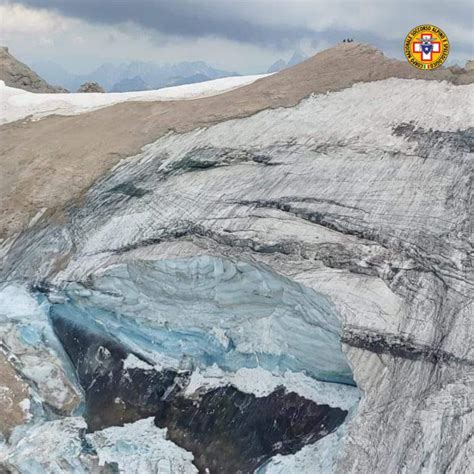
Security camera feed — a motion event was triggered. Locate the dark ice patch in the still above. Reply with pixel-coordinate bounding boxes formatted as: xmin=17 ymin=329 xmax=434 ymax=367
xmin=107 ymin=182 xmax=150 ymax=198
xmin=50 ymin=311 xmax=182 ymax=431
xmin=165 ymin=147 xmax=277 ymax=175
xmin=156 ymin=385 xmax=347 ymax=473
xmin=393 ymin=123 xmax=474 ymax=156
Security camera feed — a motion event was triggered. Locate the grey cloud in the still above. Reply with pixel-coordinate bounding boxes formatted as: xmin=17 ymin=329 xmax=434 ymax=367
xmin=8 ymin=0 xmax=473 ymax=61
xmin=10 ymin=0 xmax=318 ymax=48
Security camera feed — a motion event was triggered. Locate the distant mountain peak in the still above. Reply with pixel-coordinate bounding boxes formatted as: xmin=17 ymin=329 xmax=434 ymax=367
xmin=33 ymin=59 xmax=238 ymax=92
xmin=287 ymin=49 xmax=307 ymax=67
xmin=267 ymin=49 xmax=308 ymax=74
xmin=111 ymin=76 xmax=150 ymax=93
xmin=267 ymin=59 xmax=287 ymax=74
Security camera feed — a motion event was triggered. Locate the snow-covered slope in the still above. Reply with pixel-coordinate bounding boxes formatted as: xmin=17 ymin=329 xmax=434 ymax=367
xmin=0 ymin=73 xmax=267 ymax=124
xmin=1 ymin=68 xmax=473 ymax=473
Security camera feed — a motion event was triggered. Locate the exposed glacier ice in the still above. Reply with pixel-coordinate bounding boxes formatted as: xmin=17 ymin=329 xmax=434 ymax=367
xmin=260 ymin=427 xmax=345 ymax=474
xmin=4 ymin=417 xmax=89 ymax=473
xmin=122 ymin=353 xmax=155 ymax=371
xmin=87 ymin=417 xmax=197 ymax=474
xmin=185 ymin=366 xmax=359 ymax=410
xmin=42 ymin=256 xmax=359 ymax=471
xmin=0 ymin=284 xmax=82 ymax=416
xmin=49 ymin=256 xmax=354 ymax=385
xmin=3 ymin=416 xmax=198 ymax=474
xmin=0 ymin=284 xmax=42 ymax=321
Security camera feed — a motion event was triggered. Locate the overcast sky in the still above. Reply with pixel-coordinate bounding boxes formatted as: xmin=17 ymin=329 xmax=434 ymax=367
xmin=1 ymin=0 xmax=472 ymax=73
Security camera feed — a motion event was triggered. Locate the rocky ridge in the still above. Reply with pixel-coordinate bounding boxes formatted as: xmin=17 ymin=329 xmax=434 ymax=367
xmin=0 ymin=46 xmax=66 ymax=93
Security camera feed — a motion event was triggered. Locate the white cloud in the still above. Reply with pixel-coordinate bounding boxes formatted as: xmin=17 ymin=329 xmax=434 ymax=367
xmin=0 ymin=3 xmax=66 ymax=35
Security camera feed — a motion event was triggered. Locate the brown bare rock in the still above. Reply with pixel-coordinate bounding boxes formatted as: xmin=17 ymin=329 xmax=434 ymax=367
xmin=465 ymin=60 xmax=474 ymax=71
xmin=0 ymin=354 xmax=30 ymax=438
xmin=0 ymin=43 xmax=472 ymax=239
xmin=0 ymin=46 xmax=67 ymax=93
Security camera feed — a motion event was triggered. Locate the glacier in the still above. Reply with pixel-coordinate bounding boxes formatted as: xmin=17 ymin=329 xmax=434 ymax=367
xmin=42 ymin=256 xmax=358 ymax=470
xmin=0 ymin=261 xmax=359 ymax=472
xmin=0 ymin=74 xmax=472 ymax=472
xmin=0 ymin=284 xmax=81 ymax=426
xmin=47 ymin=256 xmax=354 ymax=384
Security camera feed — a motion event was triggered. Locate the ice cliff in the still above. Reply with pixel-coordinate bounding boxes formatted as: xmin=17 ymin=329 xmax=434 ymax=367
xmin=0 ymin=70 xmax=473 ymax=472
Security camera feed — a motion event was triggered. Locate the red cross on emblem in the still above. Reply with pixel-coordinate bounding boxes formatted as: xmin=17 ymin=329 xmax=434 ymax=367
xmin=412 ymin=33 xmax=441 ymax=61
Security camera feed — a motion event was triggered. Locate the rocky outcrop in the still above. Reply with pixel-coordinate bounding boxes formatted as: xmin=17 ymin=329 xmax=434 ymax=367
xmin=0 ymin=355 xmax=30 ymax=439
xmin=0 ymin=46 xmax=67 ymax=93
xmin=77 ymin=81 xmax=105 ymax=93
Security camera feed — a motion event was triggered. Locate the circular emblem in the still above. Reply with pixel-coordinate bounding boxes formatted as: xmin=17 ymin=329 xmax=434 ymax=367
xmin=404 ymin=24 xmax=449 ymax=70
